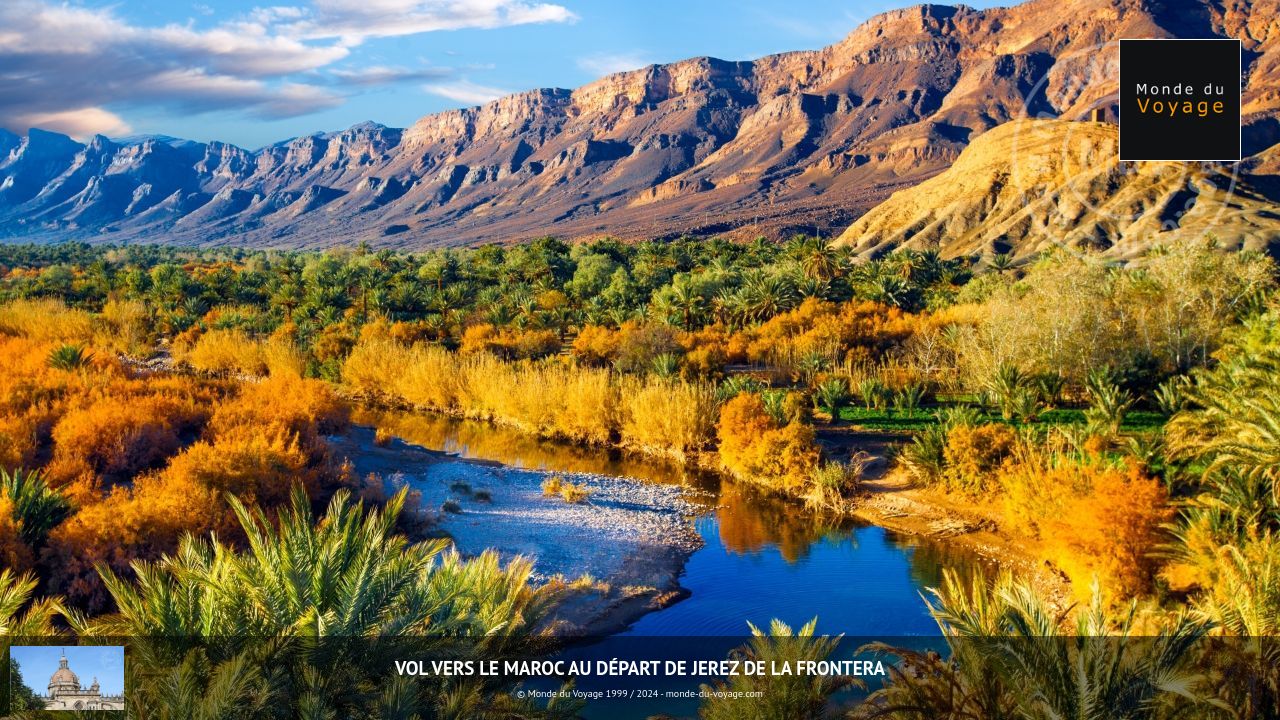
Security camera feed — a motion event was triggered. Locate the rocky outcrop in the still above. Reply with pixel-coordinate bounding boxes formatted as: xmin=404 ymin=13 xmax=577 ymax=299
xmin=1 ymin=0 xmax=1277 ymax=248
xmin=834 ymin=119 xmax=1280 ymax=259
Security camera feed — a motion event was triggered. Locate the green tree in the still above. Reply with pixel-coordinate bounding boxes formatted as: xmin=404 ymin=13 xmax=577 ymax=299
xmin=8 ymin=658 xmax=43 ymax=712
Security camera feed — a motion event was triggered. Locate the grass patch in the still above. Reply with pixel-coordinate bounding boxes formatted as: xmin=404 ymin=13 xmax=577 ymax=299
xmin=839 ymin=405 xmax=1168 ymax=433
xmin=541 ymin=475 xmax=592 ymax=504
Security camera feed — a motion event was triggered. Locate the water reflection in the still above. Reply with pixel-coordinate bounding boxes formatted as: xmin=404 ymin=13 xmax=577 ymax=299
xmin=353 ymin=408 xmax=979 ymax=575
xmin=355 ymin=408 xmax=865 ymax=562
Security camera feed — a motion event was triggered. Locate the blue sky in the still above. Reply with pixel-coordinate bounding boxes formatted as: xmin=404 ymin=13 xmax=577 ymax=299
xmin=10 ymin=646 xmax=126 ymax=697
xmin=0 ymin=0 xmax=1005 ymax=148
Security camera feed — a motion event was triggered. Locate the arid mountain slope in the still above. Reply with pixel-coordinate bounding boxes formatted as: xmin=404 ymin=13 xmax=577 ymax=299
xmin=834 ymin=119 xmax=1280 ymax=259
xmin=1 ymin=0 xmax=1278 ymax=248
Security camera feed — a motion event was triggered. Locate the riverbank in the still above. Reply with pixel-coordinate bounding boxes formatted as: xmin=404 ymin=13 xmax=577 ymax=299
xmin=328 ymin=425 xmax=707 ymax=637
xmin=344 ymin=404 xmax=1074 ymax=621
xmin=816 ymin=424 xmax=1074 ymax=611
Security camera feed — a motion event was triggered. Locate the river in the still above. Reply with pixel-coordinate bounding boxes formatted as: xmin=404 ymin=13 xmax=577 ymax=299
xmin=350 ymin=409 xmax=984 ymax=717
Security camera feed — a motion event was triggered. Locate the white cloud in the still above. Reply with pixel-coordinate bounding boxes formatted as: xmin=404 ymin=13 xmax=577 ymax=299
xmin=7 ymin=107 xmax=133 ymax=139
xmin=331 ymin=64 xmax=456 ymax=86
xmin=423 ymin=80 xmax=510 ymax=105
xmin=284 ymin=0 xmax=578 ymax=44
xmin=576 ymin=52 xmax=653 ymax=77
xmin=0 ymin=0 xmax=575 ymax=137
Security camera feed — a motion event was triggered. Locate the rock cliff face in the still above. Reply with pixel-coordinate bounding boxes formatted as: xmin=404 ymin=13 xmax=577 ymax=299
xmin=1 ymin=0 xmax=1277 ymax=248
xmin=834 ymin=119 xmax=1280 ymax=259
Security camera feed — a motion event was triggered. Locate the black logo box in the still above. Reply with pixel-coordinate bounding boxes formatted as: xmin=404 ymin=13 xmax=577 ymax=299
xmin=1119 ymin=38 xmax=1241 ymax=162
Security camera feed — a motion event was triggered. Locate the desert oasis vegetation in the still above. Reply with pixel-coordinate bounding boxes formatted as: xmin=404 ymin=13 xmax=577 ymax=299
xmin=1 ymin=0 xmax=1280 ymax=718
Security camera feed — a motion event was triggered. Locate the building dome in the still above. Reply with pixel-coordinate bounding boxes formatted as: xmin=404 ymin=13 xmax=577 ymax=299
xmin=48 ymin=652 xmax=80 ymax=696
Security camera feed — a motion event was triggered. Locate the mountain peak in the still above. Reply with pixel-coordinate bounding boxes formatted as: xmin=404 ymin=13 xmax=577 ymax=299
xmin=0 ymin=0 xmax=1276 ymax=249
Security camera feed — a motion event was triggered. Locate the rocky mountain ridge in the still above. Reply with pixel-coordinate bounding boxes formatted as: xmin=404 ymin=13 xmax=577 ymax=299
xmin=1 ymin=0 xmax=1278 ymax=249
xmin=835 ymin=119 xmax=1280 ymax=259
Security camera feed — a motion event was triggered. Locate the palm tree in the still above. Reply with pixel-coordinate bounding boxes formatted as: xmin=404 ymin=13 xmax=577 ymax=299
xmin=857 ymin=570 xmax=1214 ymax=720
xmin=89 ymin=487 xmax=566 ymax=719
xmin=740 ymin=272 xmax=797 ymax=322
xmin=0 ymin=568 xmax=62 ymax=637
xmin=701 ymin=618 xmax=855 ymax=720
xmin=988 ymin=252 xmax=1015 ymax=274
xmin=813 ymin=377 xmax=849 ymax=423
xmin=1084 ymin=367 xmax=1136 ymax=436
xmin=1 ymin=467 xmax=71 ymax=547
xmin=797 ymin=236 xmax=841 ymax=283
xmin=1167 ymin=347 xmax=1280 ymax=501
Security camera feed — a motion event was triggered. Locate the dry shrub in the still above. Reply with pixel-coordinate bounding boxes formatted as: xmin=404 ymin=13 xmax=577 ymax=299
xmin=161 ymin=430 xmax=312 ymax=510
xmin=45 ymin=473 xmax=215 ymax=612
xmin=0 ymin=299 xmax=94 ymax=342
xmin=740 ymin=299 xmax=921 ymax=369
xmin=210 ymin=376 xmax=349 ymax=454
xmin=179 ymin=328 xmax=266 ymax=376
xmin=344 ymin=336 xmax=460 ymax=411
xmin=0 ymin=496 xmax=33 ymax=571
xmin=97 ymin=299 xmax=151 ymax=355
xmin=260 ymin=335 xmax=307 ymax=378
xmin=679 ymin=326 xmax=732 ymax=377
xmin=460 ymin=357 xmax=618 ymax=445
xmin=343 ymin=335 xmax=717 ymax=455
xmin=572 ymin=325 xmax=620 ymax=366
xmin=998 ymin=461 xmax=1089 ymax=539
xmin=1043 ymin=463 xmax=1173 ymax=600
xmin=534 ymin=363 xmax=617 ymax=444
xmin=941 ymin=423 xmax=1018 ymax=493
xmin=47 ymin=396 xmax=186 ymax=486
xmin=461 ymin=323 xmax=560 ymax=360
xmin=717 ymin=393 xmax=820 ymax=493
xmin=0 ymin=409 xmax=44 ymax=471
xmin=997 ymin=450 xmax=1173 ymax=601
xmin=44 ymin=376 xmax=347 ymax=612
xmin=541 ymin=475 xmax=564 ymax=496
xmin=620 ymin=378 xmax=718 ymax=458
xmin=559 ymin=482 xmax=592 ymax=504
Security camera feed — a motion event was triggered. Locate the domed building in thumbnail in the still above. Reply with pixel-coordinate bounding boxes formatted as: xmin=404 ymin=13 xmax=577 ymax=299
xmin=41 ymin=650 xmax=125 ymax=711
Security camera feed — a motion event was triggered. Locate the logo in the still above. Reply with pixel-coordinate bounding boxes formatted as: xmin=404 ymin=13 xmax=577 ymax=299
xmin=1119 ymin=38 xmax=1241 ymax=162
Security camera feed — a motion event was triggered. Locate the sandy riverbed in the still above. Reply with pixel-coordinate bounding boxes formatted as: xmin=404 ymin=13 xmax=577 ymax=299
xmin=328 ymin=426 xmax=706 ymax=635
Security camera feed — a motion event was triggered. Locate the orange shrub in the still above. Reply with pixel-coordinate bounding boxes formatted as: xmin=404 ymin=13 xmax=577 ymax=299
xmin=942 ymin=423 xmax=1018 ymax=493
xmin=209 ymin=376 xmax=349 ymax=450
xmin=460 ymin=323 xmax=501 ymax=355
xmin=619 ymin=378 xmax=718 ymax=457
xmin=46 ymin=474 xmax=215 ymax=612
xmin=737 ymin=299 xmax=922 ymax=370
xmin=179 ymin=327 xmax=265 ymax=375
xmin=0 ymin=496 xmax=33 ymax=571
xmin=717 ymin=393 xmax=820 ymax=493
xmin=1043 ymin=463 xmax=1173 ymax=600
xmin=572 ymin=325 xmax=621 ymax=366
xmin=461 ymin=323 xmax=560 ymax=360
xmin=0 ymin=409 xmax=44 ymax=470
xmin=679 ymin=327 xmax=731 ymax=377
xmin=161 ymin=430 xmax=312 ymax=512
xmin=47 ymin=396 xmax=185 ymax=486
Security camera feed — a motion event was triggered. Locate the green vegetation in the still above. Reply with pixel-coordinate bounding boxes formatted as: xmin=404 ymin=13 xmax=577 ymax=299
xmin=1 ymin=234 xmax=1279 ymax=716
xmin=701 ymin=618 xmax=855 ymax=720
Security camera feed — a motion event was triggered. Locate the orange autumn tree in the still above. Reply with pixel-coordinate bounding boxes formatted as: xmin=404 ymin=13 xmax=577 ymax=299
xmin=717 ymin=393 xmax=820 ymax=494
xmin=999 ymin=453 xmax=1174 ymax=601
xmin=44 ymin=376 xmax=351 ymax=612
xmin=1045 ymin=463 xmax=1173 ymax=600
